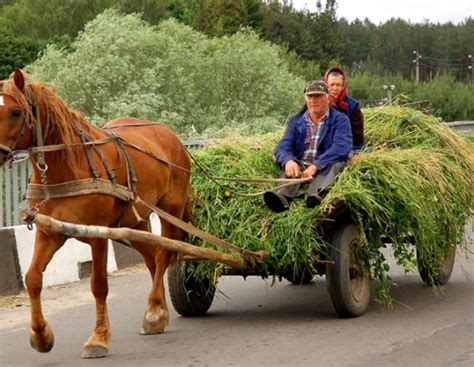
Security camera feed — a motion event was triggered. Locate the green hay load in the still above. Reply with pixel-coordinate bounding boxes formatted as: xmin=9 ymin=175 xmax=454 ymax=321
xmin=189 ymin=106 xmax=474 ymax=296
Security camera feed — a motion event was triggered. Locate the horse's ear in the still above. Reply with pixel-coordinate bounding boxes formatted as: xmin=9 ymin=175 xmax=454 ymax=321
xmin=11 ymin=68 xmax=25 ymax=91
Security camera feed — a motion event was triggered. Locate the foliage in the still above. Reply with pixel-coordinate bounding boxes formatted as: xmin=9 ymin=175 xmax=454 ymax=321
xmin=28 ymin=9 xmax=303 ymax=136
xmin=0 ymin=27 xmax=44 ymax=79
xmin=0 ymin=0 xmax=115 ymax=39
xmin=188 ymin=107 xmax=473 ymax=301
xmin=1 ymin=0 xmax=473 ymax=82
xmin=347 ymin=72 xmax=474 ymax=122
xmin=3 ymin=1 xmax=472 ymax=121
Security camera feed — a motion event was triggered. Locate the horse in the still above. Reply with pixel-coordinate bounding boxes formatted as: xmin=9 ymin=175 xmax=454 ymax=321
xmin=0 ymin=69 xmax=192 ymax=358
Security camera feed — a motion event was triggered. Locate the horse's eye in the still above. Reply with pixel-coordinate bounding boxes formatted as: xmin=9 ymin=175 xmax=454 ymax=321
xmin=10 ymin=109 xmax=22 ymax=119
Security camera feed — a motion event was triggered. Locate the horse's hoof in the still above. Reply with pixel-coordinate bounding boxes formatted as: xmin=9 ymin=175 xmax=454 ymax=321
xmin=139 ymin=325 xmax=165 ymax=335
xmin=81 ymin=345 xmax=108 ymax=359
xmin=139 ymin=309 xmax=168 ymax=335
xmin=30 ymin=327 xmax=54 ymax=353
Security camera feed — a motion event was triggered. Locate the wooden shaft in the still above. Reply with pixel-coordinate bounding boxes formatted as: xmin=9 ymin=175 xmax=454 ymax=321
xmin=22 ymin=212 xmax=244 ymax=270
xmin=138 ymin=199 xmax=267 ymax=259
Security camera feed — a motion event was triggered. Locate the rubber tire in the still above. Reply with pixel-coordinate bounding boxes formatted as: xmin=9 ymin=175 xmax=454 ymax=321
xmin=326 ymin=223 xmax=371 ymax=318
xmin=167 ymin=263 xmax=215 ymax=316
xmin=284 ymin=267 xmax=314 ymax=285
xmin=417 ymin=245 xmax=456 ymax=286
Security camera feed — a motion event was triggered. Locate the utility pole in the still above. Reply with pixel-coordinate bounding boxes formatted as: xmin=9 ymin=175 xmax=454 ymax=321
xmin=413 ymin=50 xmax=421 ymax=82
xmin=468 ymin=54 xmax=473 ymax=84
xmin=383 ymin=84 xmax=395 ymax=105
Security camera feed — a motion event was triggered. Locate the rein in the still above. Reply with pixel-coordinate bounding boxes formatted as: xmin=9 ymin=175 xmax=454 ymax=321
xmin=103 ymin=122 xmax=311 ymax=195
xmin=184 ymin=146 xmax=312 ymax=196
xmin=28 ymin=119 xmax=309 ymax=197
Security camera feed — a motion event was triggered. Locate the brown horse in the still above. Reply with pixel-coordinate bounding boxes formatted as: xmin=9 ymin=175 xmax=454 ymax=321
xmin=0 ymin=70 xmax=191 ymax=358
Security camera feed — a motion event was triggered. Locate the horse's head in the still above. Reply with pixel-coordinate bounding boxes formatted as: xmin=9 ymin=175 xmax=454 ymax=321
xmin=0 ymin=69 xmax=34 ymax=166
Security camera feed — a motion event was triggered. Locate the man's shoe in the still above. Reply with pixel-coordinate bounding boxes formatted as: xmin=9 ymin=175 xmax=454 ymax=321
xmin=264 ymin=191 xmax=290 ymax=213
xmin=306 ymin=194 xmax=321 ymax=208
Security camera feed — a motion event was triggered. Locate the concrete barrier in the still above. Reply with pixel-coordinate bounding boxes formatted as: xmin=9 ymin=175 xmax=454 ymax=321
xmin=0 ymin=214 xmax=162 ymax=296
xmin=445 ymin=121 xmax=474 ymax=133
xmin=0 ymin=228 xmax=23 ymax=296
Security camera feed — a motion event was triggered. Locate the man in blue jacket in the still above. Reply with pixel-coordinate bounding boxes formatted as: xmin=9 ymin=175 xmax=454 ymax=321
xmin=264 ymin=80 xmax=352 ymax=212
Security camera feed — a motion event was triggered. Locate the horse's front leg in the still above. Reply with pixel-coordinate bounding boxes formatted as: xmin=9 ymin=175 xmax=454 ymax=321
xmin=81 ymin=239 xmax=111 ymax=358
xmin=25 ymin=230 xmax=66 ymax=353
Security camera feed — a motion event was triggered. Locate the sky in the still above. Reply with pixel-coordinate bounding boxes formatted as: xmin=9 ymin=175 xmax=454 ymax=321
xmin=291 ymin=0 xmax=474 ymax=24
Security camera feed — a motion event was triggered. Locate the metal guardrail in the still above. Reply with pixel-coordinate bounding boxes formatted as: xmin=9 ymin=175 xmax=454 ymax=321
xmin=1 ymin=154 xmax=32 ymax=228
xmin=445 ymin=121 xmax=474 ymax=133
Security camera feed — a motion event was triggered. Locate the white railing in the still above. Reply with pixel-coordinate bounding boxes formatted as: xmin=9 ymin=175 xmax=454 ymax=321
xmin=1 ymin=153 xmax=32 ymax=228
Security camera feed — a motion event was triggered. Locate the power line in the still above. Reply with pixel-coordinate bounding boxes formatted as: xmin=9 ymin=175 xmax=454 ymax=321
xmin=421 ymin=55 xmax=469 ymax=62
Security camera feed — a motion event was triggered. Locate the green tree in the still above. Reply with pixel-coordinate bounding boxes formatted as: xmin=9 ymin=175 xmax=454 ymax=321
xmin=0 ymin=0 xmax=114 ymax=39
xmin=28 ymin=9 xmax=304 ymax=137
xmin=0 ymin=27 xmax=43 ymax=79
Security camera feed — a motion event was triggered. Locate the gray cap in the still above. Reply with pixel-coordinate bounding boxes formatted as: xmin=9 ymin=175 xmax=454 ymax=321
xmin=304 ymin=80 xmax=328 ymax=95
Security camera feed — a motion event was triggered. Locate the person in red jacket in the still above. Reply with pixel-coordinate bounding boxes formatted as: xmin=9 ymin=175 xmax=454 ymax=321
xmin=324 ymin=66 xmax=364 ymax=153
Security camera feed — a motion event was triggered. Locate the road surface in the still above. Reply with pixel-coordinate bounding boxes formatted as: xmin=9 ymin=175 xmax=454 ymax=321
xmin=1 ymin=248 xmax=473 ymax=367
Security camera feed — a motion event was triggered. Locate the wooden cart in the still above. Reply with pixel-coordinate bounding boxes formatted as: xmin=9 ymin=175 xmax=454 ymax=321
xmin=167 ymin=203 xmax=456 ymax=319
xmin=23 ymin=204 xmax=457 ymax=319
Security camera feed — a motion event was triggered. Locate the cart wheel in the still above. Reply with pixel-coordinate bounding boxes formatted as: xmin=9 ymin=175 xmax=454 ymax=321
xmin=326 ymin=223 xmax=371 ymax=318
xmin=417 ymin=245 xmax=456 ymax=286
xmin=167 ymin=262 xmax=215 ymax=316
xmin=283 ymin=267 xmax=314 ymax=285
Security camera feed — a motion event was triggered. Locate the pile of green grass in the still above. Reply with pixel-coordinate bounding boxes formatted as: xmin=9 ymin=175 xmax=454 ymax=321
xmin=189 ymin=106 xmax=474 ymax=295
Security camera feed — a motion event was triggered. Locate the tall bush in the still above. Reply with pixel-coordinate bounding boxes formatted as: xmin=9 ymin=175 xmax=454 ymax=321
xmin=28 ymin=9 xmax=304 ymax=137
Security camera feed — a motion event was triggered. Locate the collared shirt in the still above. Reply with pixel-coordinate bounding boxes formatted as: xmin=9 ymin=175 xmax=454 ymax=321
xmin=301 ymin=110 xmax=328 ymax=163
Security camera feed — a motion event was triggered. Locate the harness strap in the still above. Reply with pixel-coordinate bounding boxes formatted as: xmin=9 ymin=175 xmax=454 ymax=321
xmin=42 ymin=93 xmax=50 ymax=139
xmin=120 ymin=138 xmax=191 ymax=173
xmin=9 ymin=117 xmax=28 ymax=152
xmin=91 ymin=137 xmax=117 ymax=183
xmin=29 ymin=137 xmax=117 ymax=153
xmin=26 ymin=178 xmax=134 ymax=202
xmin=104 ymin=121 xmax=164 ymax=129
xmin=115 ymin=136 xmax=139 ymax=185
xmin=72 ymin=117 xmax=100 ymax=179
xmin=33 ymin=101 xmax=47 ymax=169
xmin=24 ymin=90 xmax=37 ymax=148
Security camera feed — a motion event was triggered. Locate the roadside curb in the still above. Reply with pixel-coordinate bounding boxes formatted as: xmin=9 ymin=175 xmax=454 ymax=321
xmin=0 ymin=214 xmax=163 ymax=296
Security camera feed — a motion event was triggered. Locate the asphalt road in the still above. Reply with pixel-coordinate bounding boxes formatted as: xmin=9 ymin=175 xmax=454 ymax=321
xmin=1 ymin=248 xmax=473 ymax=367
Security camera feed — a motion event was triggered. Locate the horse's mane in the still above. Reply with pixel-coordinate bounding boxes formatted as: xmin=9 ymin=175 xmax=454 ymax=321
xmin=2 ymin=77 xmax=101 ymax=167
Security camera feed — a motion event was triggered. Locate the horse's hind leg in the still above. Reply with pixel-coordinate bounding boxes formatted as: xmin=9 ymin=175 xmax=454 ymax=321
xmin=26 ymin=230 xmax=66 ymax=353
xmin=141 ymin=197 xmax=191 ymax=334
xmin=140 ymin=245 xmax=174 ymax=335
xmin=81 ymin=238 xmax=111 ymax=358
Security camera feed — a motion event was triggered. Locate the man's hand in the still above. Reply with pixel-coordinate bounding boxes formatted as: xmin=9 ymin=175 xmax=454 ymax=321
xmin=302 ymin=164 xmax=318 ymax=178
xmin=284 ymin=160 xmax=301 ymax=178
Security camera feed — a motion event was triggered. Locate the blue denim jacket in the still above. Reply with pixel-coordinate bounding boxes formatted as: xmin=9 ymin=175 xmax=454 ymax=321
xmin=274 ymin=108 xmax=352 ymax=175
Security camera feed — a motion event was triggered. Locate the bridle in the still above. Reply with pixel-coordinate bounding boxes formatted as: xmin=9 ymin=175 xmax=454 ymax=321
xmin=0 ymin=87 xmax=47 ymax=170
